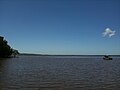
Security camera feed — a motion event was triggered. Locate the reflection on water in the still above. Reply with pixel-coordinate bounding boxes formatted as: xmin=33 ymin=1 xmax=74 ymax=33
xmin=0 ymin=55 xmax=120 ymax=90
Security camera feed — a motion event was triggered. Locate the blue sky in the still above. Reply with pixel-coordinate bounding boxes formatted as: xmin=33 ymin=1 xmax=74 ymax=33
xmin=0 ymin=0 xmax=120 ymax=55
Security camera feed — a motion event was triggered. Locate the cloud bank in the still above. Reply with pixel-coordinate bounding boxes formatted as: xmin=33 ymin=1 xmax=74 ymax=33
xmin=102 ymin=28 xmax=115 ymax=38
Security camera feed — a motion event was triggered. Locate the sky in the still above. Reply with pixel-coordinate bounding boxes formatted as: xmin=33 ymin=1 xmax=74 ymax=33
xmin=0 ymin=0 xmax=120 ymax=55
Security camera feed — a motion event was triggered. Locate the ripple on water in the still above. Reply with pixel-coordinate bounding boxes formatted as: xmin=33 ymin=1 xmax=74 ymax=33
xmin=0 ymin=56 xmax=120 ymax=90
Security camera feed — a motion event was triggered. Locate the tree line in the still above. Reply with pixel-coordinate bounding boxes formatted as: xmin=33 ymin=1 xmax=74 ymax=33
xmin=0 ymin=36 xmax=19 ymax=58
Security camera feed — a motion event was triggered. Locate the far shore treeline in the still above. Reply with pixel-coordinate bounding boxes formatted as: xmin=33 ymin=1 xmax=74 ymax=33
xmin=0 ymin=36 xmax=19 ymax=58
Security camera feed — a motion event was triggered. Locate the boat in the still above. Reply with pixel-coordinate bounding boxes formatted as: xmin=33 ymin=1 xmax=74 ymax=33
xmin=103 ymin=55 xmax=112 ymax=60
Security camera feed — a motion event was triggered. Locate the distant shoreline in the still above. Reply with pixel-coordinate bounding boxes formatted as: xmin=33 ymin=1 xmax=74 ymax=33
xmin=19 ymin=53 xmax=120 ymax=56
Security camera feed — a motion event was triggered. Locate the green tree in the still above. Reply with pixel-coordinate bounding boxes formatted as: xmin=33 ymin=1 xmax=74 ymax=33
xmin=12 ymin=49 xmax=19 ymax=57
xmin=0 ymin=36 xmax=13 ymax=58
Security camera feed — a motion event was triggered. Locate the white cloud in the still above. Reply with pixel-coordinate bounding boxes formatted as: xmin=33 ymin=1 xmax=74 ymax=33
xmin=102 ymin=28 xmax=116 ymax=38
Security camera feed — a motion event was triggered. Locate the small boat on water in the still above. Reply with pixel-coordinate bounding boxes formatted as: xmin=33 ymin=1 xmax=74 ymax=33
xmin=103 ymin=55 xmax=112 ymax=60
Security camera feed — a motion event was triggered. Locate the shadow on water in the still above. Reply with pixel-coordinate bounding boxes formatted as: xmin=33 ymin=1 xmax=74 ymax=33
xmin=0 ymin=58 xmax=8 ymax=69
xmin=0 ymin=58 xmax=10 ymax=75
xmin=0 ymin=58 xmax=11 ymax=89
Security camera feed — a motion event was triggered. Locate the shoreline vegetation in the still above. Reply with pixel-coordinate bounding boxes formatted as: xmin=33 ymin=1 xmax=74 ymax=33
xmin=0 ymin=36 xmax=19 ymax=58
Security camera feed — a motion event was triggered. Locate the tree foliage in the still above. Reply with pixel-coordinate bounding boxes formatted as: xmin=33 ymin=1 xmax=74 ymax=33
xmin=0 ymin=36 xmax=13 ymax=58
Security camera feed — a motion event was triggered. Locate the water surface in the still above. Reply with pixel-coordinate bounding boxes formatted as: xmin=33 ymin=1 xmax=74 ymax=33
xmin=0 ymin=55 xmax=120 ymax=90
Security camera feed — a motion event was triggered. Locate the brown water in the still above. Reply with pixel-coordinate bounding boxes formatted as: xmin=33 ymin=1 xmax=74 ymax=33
xmin=0 ymin=55 xmax=120 ymax=90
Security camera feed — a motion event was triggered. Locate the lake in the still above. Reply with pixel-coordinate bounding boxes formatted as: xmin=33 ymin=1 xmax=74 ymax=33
xmin=0 ymin=55 xmax=120 ymax=90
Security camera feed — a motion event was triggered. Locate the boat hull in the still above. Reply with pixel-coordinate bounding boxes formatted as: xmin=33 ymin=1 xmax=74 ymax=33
xmin=103 ymin=57 xmax=112 ymax=60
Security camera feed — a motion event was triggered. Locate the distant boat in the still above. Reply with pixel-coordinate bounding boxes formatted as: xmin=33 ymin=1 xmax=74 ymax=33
xmin=103 ymin=55 xmax=112 ymax=60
